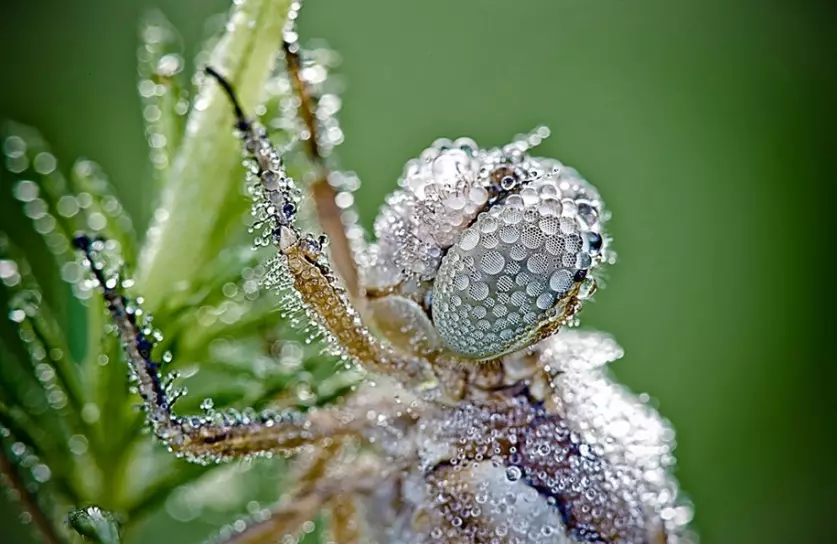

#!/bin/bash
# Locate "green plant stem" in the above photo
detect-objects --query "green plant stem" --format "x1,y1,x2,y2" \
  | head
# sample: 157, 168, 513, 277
27, 318, 85, 417
0, 444, 64, 544
136, 0, 292, 313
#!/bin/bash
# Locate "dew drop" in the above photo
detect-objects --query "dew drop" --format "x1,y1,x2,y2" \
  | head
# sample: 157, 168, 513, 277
13, 180, 39, 202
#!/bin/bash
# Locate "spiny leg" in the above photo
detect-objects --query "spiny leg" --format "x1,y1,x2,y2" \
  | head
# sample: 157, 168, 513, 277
215, 446, 387, 544
282, 2, 319, 162
325, 495, 361, 544
213, 493, 322, 544
281, 1, 361, 298
74, 234, 367, 462
213, 394, 413, 544
204, 66, 432, 388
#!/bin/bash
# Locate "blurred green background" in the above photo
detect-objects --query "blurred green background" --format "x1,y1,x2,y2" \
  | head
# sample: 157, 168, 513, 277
1, 0, 835, 542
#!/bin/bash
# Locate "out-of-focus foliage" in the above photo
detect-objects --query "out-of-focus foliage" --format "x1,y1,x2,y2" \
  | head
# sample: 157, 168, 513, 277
0, 1, 835, 543
68, 507, 121, 544
0, 1, 357, 542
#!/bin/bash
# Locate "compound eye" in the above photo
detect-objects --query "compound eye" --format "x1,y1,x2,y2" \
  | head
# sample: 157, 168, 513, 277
431, 177, 603, 359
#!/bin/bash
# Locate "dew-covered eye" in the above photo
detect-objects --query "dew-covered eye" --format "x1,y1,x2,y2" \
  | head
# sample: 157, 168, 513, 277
431, 174, 604, 359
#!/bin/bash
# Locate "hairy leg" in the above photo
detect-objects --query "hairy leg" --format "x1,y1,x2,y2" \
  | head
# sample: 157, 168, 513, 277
281, 1, 361, 298
204, 67, 432, 388
76, 235, 368, 462
216, 447, 387, 544
325, 496, 361, 544
213, 492, 322, 544
293, 441, 362, 544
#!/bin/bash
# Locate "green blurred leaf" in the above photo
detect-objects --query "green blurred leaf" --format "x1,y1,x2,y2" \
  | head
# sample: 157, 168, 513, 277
68, 506, 121, 544
137, 0, 293, 313
70, 160, 138, 269
137, 10, 189, 193
1, 3, 301, 540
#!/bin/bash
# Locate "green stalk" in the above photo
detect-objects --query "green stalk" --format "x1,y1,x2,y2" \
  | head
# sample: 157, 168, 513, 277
136, 0, 291, 312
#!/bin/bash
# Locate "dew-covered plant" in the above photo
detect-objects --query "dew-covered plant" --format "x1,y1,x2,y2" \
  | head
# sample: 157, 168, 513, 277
0, 1, 695, 543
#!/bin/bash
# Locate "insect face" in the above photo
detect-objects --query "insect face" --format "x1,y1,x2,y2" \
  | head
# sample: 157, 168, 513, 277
364, 136, 609, 360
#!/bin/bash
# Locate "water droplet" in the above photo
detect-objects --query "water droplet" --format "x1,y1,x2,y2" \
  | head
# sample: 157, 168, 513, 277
13, 180, 39, 202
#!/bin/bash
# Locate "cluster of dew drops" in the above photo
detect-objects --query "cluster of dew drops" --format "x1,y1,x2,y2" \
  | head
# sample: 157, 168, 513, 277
1, 134, 130, 500
0, 121, 315, 527
3, 135, 129, 298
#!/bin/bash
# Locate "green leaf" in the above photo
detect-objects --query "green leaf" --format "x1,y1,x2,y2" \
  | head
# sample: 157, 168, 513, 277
137, 10, 188, 192
68, 506, 121, 544
70, 160, 138, 270
136, 0, 293, 313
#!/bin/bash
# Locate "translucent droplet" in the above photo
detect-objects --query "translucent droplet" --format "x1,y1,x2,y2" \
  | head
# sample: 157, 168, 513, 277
13, 180, 39, 202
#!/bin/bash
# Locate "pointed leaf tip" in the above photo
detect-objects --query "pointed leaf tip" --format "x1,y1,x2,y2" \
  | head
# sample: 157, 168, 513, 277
68, 506, 121, 544
137, 0, 293, 313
